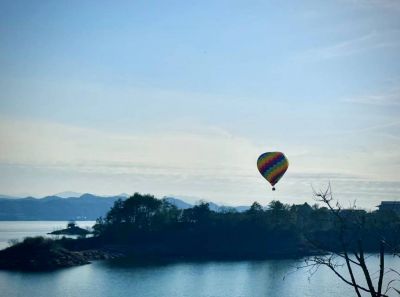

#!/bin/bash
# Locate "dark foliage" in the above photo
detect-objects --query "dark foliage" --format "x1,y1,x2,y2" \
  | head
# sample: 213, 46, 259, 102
93, 193, 400, 259
0, 236, 122, 271
0, 237, 89, 270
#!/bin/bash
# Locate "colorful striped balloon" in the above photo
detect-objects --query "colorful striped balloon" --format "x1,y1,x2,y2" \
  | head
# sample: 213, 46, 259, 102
257, 152, 289, 191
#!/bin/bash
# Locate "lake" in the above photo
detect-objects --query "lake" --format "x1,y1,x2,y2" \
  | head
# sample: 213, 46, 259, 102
0, 221, 399, 297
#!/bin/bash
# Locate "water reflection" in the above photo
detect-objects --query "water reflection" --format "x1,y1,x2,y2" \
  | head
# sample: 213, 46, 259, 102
2, 257, 399, 297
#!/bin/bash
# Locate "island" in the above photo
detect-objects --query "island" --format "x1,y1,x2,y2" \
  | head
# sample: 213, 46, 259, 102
47, 221, 91, 236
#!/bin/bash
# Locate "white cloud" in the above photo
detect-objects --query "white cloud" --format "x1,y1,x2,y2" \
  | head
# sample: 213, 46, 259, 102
347, 0, 400, 11
343, 88, 400, 106
297, 31, 400, 61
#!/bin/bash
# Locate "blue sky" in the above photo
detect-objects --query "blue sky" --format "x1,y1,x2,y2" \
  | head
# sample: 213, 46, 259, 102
0, 0, 399, 208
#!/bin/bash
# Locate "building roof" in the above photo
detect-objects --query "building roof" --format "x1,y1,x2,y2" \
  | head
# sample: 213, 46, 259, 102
379, 201, 400, 205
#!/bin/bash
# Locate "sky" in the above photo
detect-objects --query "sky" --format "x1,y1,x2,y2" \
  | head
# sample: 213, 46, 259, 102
0, 0, 399, 208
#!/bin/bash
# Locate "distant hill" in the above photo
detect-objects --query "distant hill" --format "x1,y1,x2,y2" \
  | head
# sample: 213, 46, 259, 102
53, 191, 83, 198
0, 194, 127, 221
235, 206, 251, 212
0, 193, 251, 221
163, 197, 250, 212
163, 197, 193, 209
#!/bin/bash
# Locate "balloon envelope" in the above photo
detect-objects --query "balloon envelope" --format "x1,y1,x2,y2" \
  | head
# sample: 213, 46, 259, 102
257, 152, 289, 189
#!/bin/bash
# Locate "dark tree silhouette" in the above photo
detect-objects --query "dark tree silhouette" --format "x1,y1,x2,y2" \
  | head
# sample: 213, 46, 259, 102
300, 184, 400, 297
89, 191, 400, 277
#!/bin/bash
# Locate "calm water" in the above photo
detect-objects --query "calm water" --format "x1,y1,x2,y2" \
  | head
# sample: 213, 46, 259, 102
0, 221, 399, 297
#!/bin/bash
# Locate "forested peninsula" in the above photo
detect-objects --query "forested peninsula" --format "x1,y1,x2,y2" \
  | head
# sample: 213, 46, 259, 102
0, 193, 399, 270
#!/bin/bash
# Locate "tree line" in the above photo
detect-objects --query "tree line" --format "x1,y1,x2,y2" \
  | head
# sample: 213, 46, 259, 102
92, 193, 400, 259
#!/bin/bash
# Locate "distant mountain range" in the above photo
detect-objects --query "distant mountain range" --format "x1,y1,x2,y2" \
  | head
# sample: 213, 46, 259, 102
0, 194, 125, 221
0, 193, 250, 221
52, 191, 83, 198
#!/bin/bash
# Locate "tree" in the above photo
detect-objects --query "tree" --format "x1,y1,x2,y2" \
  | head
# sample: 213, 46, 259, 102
182, 201, 211, 223
301, 184, 400, 297
67, 221, 76, 229
246, 202, 263, 215
268, 200, 286, 212
120, 193, 162, 228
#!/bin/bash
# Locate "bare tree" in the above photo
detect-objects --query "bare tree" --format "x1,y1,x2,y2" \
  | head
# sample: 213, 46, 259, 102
300, 183, 400, 297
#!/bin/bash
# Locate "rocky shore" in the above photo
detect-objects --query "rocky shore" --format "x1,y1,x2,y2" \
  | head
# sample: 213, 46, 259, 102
0, 237, 123, 271
0, 235, 315, 271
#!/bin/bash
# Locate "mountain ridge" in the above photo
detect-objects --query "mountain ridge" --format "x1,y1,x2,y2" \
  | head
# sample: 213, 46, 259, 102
0, 193, 250, 220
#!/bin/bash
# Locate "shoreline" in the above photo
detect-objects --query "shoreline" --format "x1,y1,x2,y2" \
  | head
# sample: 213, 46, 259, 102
0, 236, 319, 271
0, 235, 390, 272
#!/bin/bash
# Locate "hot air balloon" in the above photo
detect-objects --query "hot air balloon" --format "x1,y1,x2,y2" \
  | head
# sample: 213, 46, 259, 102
257, 152, 289, 191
